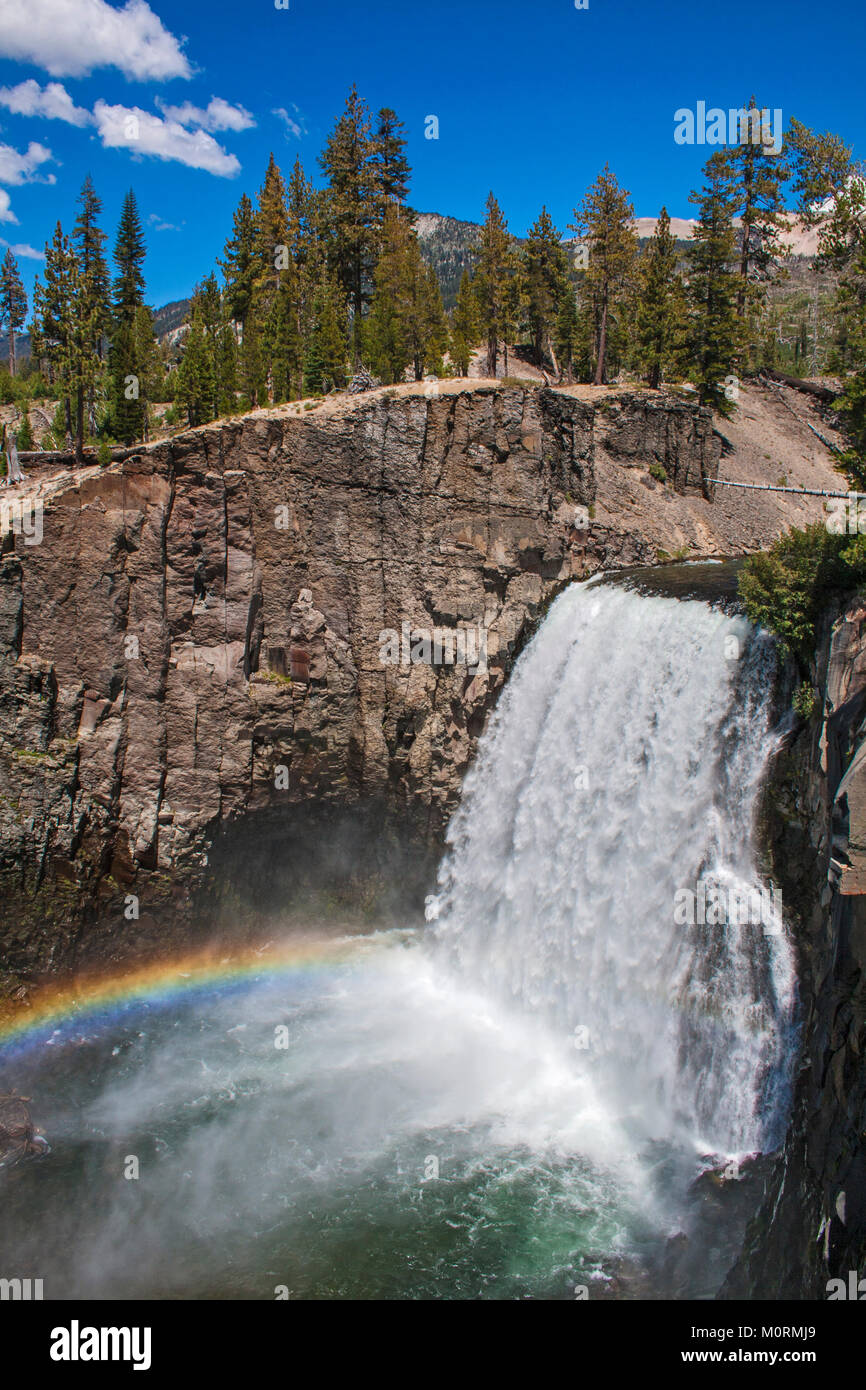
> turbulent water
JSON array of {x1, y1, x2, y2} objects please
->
[{"x1": 0, "y1": 580, "x2": 798, "y2": 1300}]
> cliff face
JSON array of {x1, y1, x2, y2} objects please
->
[
  {"x1": 723, "y1": 598, "x2": 866, "y2": 1299},
  {"x1": 0, "y1": 376, "x2": 811, "y2": 977},
  {"x1": 7, "y1": 384, "x2": 697, "y2": 970}
]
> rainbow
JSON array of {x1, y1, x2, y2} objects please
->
[{"x1": 0, "y1": 934, "x2": 369, "y2": 1056}]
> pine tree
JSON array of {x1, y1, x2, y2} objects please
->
[
  {"x1": 569, "y1": 165, "x2": 637, "y2": 385},
  {"x1": 366, "y1": 206, "x2": 447, "y2": 384},
  {"x1": 71, "y1": 175, "x2": 109, "y2": 447},
  {"x1": 239, "y1": 308, "x2": 265, "y2": 408},
  {"x1": 287, "y1": 157, "x2": 320, "y2": 391},
  {"x1": 521, "y1": 208, "x2": 569, "y2": 370},
  {"x1": 175, "y1": 309, "x2": 216, "y2": 428},
  {"x1": 451, "y1": 270, "x2": 478, "y2": 377},
  {"x1": 685, "y1": 153, "x2": 743, "y2": 415},
  {"x1": 16, "y1": 410, "x2": 33, "y2": 450},
  {"x1": 634, "y1": 207, "x2": 683, "y2": 389},
  {"x1": 73, "y1": 176, "x2": 110, "y2": 354},
  {"x1": 219, "y1": 192, "x2": 256, "y2": 335},
  {"x1": 304, "y1": 273, "x2": 347, "y2": 394},
  {"x1": 319, "y1": 86, "x2": 376, "y2": 353},
  {"x1": 474, "y1": 193, "x2": 516, "y2": 378},
  {"x1": 109, "y1": 190, "x2": 148, "y2": 444},
  {"x1": 716, "y1": 98, "x2": 789, "y2": 337},
  {"x1": 554, "y1": 287, "x2": 580, "y2": 384},
  {"x1": 250, "y1": 154, "x2": 290, "y2": 401},
  {"x1": 0, "y1": 249, "x2": 27, "y2": 377},
  {"x1": 371, "y1": 107, "x2": 411, "y2": 222},
  {"x1": 193, "y1": 273, "x2": 237, "y2": 415},
  {"x1": 32, "y1": 223, "x2": 77, "y2": 445}
]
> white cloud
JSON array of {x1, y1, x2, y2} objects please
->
[
  {"x1": 0, "y1": 238, "x2": 45, "y2": 260},
  {"x1": 0, "y1": 141, "x2": 55, "y2": 186},
  {"x1": 0, "y1": 79, "x2": 92, "y2": 127},
  {"x1": 93, "y1": 102, "x2": 240, "y2": 177},
  {"x1": 0, "y1": 190, "x2": 18, "y2": 224},
  {"x1": 148, "y1": 212, "x2": 183, "y2": 231},
  {"x1": 0, "y1": 0, "x2": 191, "y2": 81},
  {"x1": 273, "y1": 105, "x2": 306, "y2": 140},
  {"x1": 156, "y1": 96, "x2": 254, "y2": 133}
]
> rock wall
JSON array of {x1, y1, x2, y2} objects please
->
[
  {"x1": 0, "y1": 383, "x2": 719, "y2": 973},
  {"x1": 723, "y1": 598, "x2": 866, "y2": 1299}
]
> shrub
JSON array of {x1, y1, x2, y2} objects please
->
[
  {"x1": 16, "y1": 412, "x2": 33, "y2": 450},
  {"x1": 739, "y1": 524, "x2": 866, "y2": 668},
  {"x1": 793, "y1": 681, "x2": 818, "y2": 720},
  {"x1": 649, "y1": 461, "x2": 668, "y2": 483}
]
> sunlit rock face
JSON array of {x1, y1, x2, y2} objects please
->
[{"x1": 0, "y1": 383, "x2": 722, "y2": 971}]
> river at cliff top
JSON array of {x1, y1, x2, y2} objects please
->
[{"x1": 0, "y1": 575, "x2": 796, "y2": 1300}]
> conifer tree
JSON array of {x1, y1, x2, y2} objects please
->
[
  {"x1": 474, "y1": 193, "x2": 516, "y2": 378},
  {"x1": 219, "y1": 192, "x2": 257, "y2": 335},
  {"x1": 371, "y1": 107, "x2": 411, "y2": 221},
  {"x1": 73, "y1": 176, "x2": 110, "y2": 355},
  {"x1": 239, "y1": 308, "x2": 265, "y2": 408},
  {"x1": 451, "y1": 269, "x2": 478, "y2": 377},
  {"x1": 521, "y1": 208, "x2": 569, "y2": 369},
  {"x1": 175, "y1": 309, "x2": 216, "y2": 427},
  {"x1": 71, "y1": 175, "x2": 109, "y2": 444},
  {"x1": 319, "y1": 86, "x2": 376, "y2": 352},
  {"x1": 0, "y1": 248, "x2": 27, "y2": 378},
  {"x1": 304, "y1": 272, "x2": 347, "y2": 394},
  {"x1": 716, "y1": 98, "x2": 789, "y2": 333},
  {"x1": 109, "y1": 190, "x2": 148, "y2": 444},
  {"x1": 554, "y1": 287, "x2": 580, "y2": 384},
  {"x1": 287, "y1": 157, "x2": 321, "y2": 389},
  {"x1": 366, "y1": 206, "x2": 445, "y2": 382},
  {"x1": 634, "y1": 207, "x2": 683, "y2": 389},
  {"x1": 32, "y1": 224, "x2": 77, "y2": 445},
  {"x1": 685, "y1": 153, "x2": 742, "y2": 415},
  {"x1": 569, "y1": 165, "x2": 637, "y2": 385}
]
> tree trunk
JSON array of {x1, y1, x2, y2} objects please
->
[
  {"x1": 486, "y1": 333, "x2": 497, "y2": 378},
  {"x1": 738, "y1": 220, "x2": 752, "y2": 319},
  {"x1": 8, "y1": 326, "x2": 15, "y2": 378},
  {"x1": 75, "y1": 384, "x2": 85, "y2": 464},
  {"x1": 548, "y1": 340, "x2": 561, "y2": 383},
  {"x1": 594, "y1": 298, "x2": 608, "y2": 386}
]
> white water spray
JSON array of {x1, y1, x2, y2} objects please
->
[{"x1": 430, "y1": 581, "x2": 797, "y2": 1157}]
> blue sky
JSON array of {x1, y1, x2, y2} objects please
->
[{"x1": 0, "y1": 0, "x2": 864, "y2": 312}]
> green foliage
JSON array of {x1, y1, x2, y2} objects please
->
[
  {"x1": 685, "y1": 153, "x2": 742, "y2": 416},
  {"x1": 450, "y1": 269, "x2": 478, "y2": 377},
  {"x1": 649, "y1": 461, "x2": 667, "y2": 483},
  {"x1": 634, "y1": 207, "x2": 685, "y2": 388},
  {"x1": 97, "y1": 438, "x2": 112, "y2": 466},
  {"x1": 569, "y1": 164, "x2": 638, "y2": 385},
  {"x1": 792, "y1": 681, "x2": 818, "y2": 720},
  {"x1": 520, "y1": 207, "x2": 570, "y2": 369},
  {"x1": 366, "y1": 206, "x2": 447, "y2": 383},
  {"x1": 15, "y1": 412, "x2": 33, "y2": 450},
  {"x1": 0, "y1": 247, "x2": 27, "y2": 376},
  {"x1": 473, "y1": 192, "x2": 518, "y2": 377},
  {"x1": 109, "y1": 190, "x2": 148, "y2": 445},
  {"x1": 739, "y1": 524, "x2": 866, "y2": 667}
]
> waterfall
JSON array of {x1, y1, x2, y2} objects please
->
[
  {"x1": 429, "y1": 580, "x2": 797, "y2": 1157},
  {"x1": 1, "y1": 576, "x2": 800, "y2": 1299}
]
